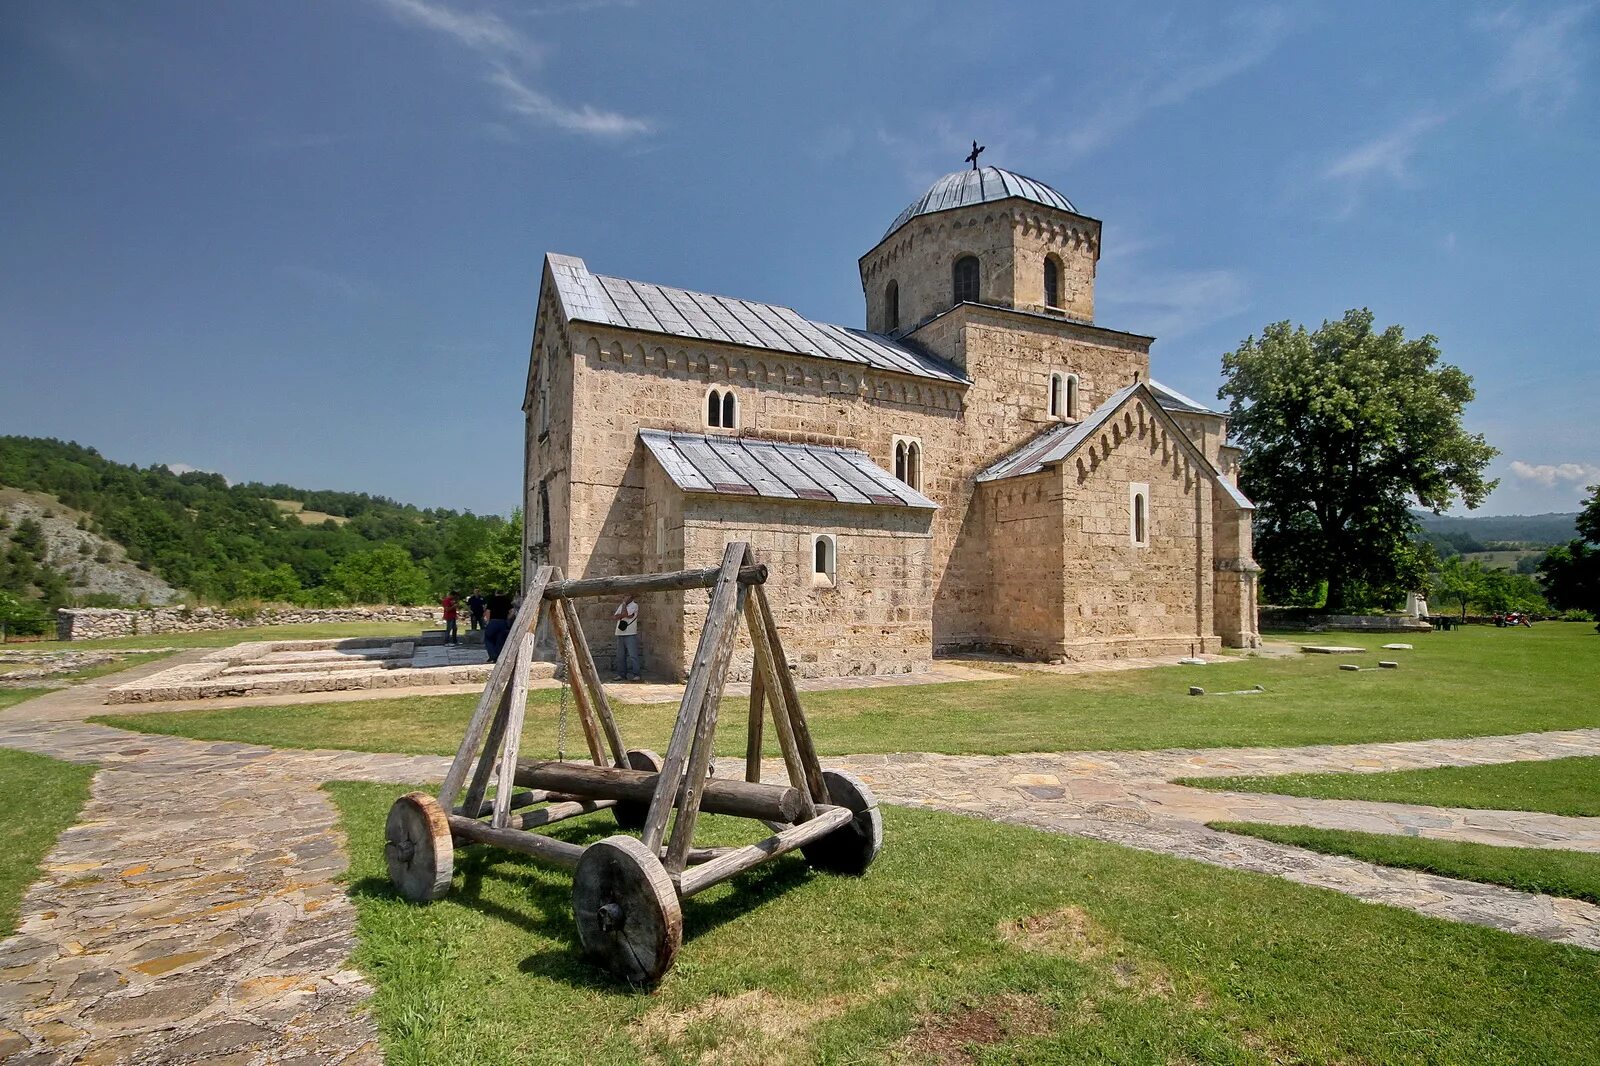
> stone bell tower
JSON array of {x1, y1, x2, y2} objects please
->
[{"x1": 858, "y1": 163, "x2": 1102, "y2": 337}]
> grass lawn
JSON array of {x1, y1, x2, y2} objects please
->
[
  {"x1": 11, "y1": 620, "x2": 425, "y2": 654},
  {"x1": 0, "y1": 750, "x2": 96, "y2": 935},
  {"x1": 1180, "y1": 755, "x2": 1600, "y2": 817},
  {"x1": 1211, "y1": 821, "x2": 1600, "y2": 906},
  {"x1": 330, "y1": 782, "x2": 1600, "y2": 1065},
  {"x1": 100, "y1": 624, "x2": 1600, "y2": 757},
  {"x1": 0, "y1": 688, "x2": 52, "y2": 712}
]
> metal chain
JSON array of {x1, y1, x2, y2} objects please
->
[{"x1": 556, "y1": 645, "x2": 569, "y2": 763}]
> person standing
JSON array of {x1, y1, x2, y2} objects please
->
[
  {"x1": 440, "y1": 591, "x2": 459, "y2": 645},
  {"x1": 467, "y1": 588, "x2": 485, "y2": 632},
  {"x1": 612, "y1": 594, "x2": 641, "y2": 681},
  {"x1": 483, "y1": 589, "x2": 514, "y2": 663}
]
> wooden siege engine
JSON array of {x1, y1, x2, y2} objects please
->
[{"x1": 382, "y1": 543, "x2": 884, "y2": 985}]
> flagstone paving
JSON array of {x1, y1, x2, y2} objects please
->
[{"x1": 1, "y1": 656, "x2": 1598, "y2": 1062}]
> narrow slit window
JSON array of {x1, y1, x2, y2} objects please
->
[
  {"x1": 707, "y1": 388, "x2": 722, "y2": 427},
  {"x1": 1130, "y1": 483, "x2": 1149, "y2": 547},
  {"x1": 722, "y1": 391, "x2": 737, "y2": 429},
  {"x1": 1065, "y1": 374, "x2": 1078, "y2": 418},
  {"x1": 886, "y1": 280, "x2": 899, "y2": 330},
  {"x1": 1049, "y1": 373, "x2": 1064, "y2": 419},
  {"x1": 1044, "y1": 256, "x2": 1060, "y2": 308},
  {"x1": 895, "y1": 440, "x2": 907, "y2": 482},
  {"x1": 812, "y1": 534, "x2": 837, "y2": 586},
  {"x1": 907, "y1": 441, "x2": 922, "y2": 490}
]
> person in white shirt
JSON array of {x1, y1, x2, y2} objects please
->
[{"x1": 612, "y1": 595, "x2": 641, "y2": 681}]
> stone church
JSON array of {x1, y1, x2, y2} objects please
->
[{"x1": 523, "y1": 163, "x2": 1261, "y2": 680}]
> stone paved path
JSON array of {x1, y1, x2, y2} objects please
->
[{"x1": 2, "y1": 657, "x2": 1598, "y2": 1062}]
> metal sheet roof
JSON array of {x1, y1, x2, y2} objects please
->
[
  {"x1": 640, "y1": 430, "x2": 936, "y2": 509},
  {"x1": 883, "y1": 166, "x2": 1077, "y2": 242},
  {"x1": 1148, "y1": 379, "x2": 1221, "y2": 416},
  {"x1": 976, "y1": 383, "x2": 1141, "y2": 482},
  {"x1": 546, "y1": 254, "x2": 968, "y2": 385}
]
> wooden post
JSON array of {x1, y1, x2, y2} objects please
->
[
  {"x1": 460, "y1": 684, "x2": 514, "y2": 820},
  {"x1": 438, "y1": 566, "x2": 553, "y2": 805},
  {"x1": 664, "y1": 581, "x2": 748, "y2": 872},
  {"x1": 752, "y1": 584, "x2": 828, "y2": 804},
  {"x1": 491, "y1": 633, "x2": 534, "y2": 829},
  {"x1": 558, "y1": 595, "x2": 628, "y2": 765},
  {"x1": 548, "y1": 593, "x2": 605, "y2": 765},
  {"x1": 677, "y1": 805, "x2": 852, "y2": 896},
  {"x1": 744, "y1": 591, "x2": 818, "y2": 820},
  {"x1": 745, "y1": 667, "x2": 765, "y2": 783},
  {"x1": 640, "y1": 543, "x2": 747, "y2": 854}
]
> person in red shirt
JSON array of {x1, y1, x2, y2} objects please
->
[{"x1": 441, "y1": 591, "x2": 459, "y2": 646}]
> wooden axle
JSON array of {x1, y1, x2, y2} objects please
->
[
  {"x1": 542, "y1": 564, "x2": 768, "y2": 601},
  {"x1": 447, "y1": 813, "x2": 584, "y2": 870},
  {"x1": 514, "y1": 759, "x2": 805, "y2": 823},
  {"x1": 678, "y1": 805, "x2": 853, "y2": 897}
]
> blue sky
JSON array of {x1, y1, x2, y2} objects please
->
[{"x1": 2, "y1": 1, "x2": 1596, "y2": 517}]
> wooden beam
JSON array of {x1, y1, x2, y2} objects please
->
[
  {"x1": 438, "y1": 567, "x2": 553, "y2": 806},
  {"x1": 543, "y1": 564, "x2": 767, "y2": 601},
  {"x1": 460, "y1": 684, "x2": 512, "y2": 819},
  {"x1": 548, "y1": 596, "x2": 605, "y2": 764},
  {"x1": 664, "y1": 579, "x2": 749, "y2": 872},
  {"x1": 505, "y1": 798, "x2": 616, "y2": 831},
  {"x1": 446, "y1": 813, "x2": 585, "y2": 870},
  {"x1": 640, "y1": 543, "x2": 748, "y2": 853},
  {"x1": 491, "y1": 635, "x2": 534, "y2": 829},
  {"x1": 558, "y1": 595, "x2": 627, "y2": 765},
  {"x1": 745, "y1": 665, "x2": 765, "y2": 783},
  {"x1": 514, "y1": 760, "x2": 803, "y2": 822},
  {"x1": 744, "y1": 590, "x2": 817, "y2": 820},
  {"x1": 752, "y1": 583, "x2": 828, "y2": 804},
  {"x1": 677, "y1": 805, "x2": 852, "y2": 897}
]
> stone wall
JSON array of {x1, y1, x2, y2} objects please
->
[
  {"x1": 1258, "y1": 609, "x2": 1433, "y2": 633},
  {"x1": 56, "y1": 605, "x2": 441, "y2": 642}
]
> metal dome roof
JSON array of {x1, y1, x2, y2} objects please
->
[{"x1": 882, "y1": 166, "x2": 1076, "y2": 241}]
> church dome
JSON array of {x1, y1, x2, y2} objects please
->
[{"x1": 883, "y1": 166, "x2": 1076, "y2": 241}]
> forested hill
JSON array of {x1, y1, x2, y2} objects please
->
[
  {"x1": 0, "y1": 437, "x2": 520, "y2": 623},
  {"x1": 1414, "y1": 510, "x2": 1579, "y2": 554}
]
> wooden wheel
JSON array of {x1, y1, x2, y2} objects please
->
[
  {"x1": 610, "y1": 748, "x2": 663, "y2": 830},
  {"x1": 385, "y1": 791, "x2": 454, "y2": 902},
  {"x1": 573, "y1": 835, "x2": 682, "y2": 985},
  {"x1": 801, "y1": 770, "x2": 883, "y2": 876}
]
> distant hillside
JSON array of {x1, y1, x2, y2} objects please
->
[
  {"x1": 1414, "y1": 510, "x2": 1579, "y2": 557},
  {"x1": 0, "y1": 436, "x2": 520, "y2": 632}
]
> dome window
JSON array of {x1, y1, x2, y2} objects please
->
[
  {"x1": 885, "y1": 280, "x2": 899, "y2": 331},
  {"x1": 952, "y1": 256, "x2": 980, "y2": 304}
]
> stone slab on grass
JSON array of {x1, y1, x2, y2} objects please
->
[{"x1": 1301, "y1": 645, "x2": 1367, "y2": 654}]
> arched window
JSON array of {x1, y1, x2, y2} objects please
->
[
  {"x1": 892, "y1": 436, "x2": 923, "y2": 490},
  {"x1": 1049, "y1": 372, "x2": 1079, "y2": 420},
  {"x1": 1130, "y1": 483, "x2": 1149, "y2": 547},
  {"x1": 812, "y1": 534, "x2": 837, "y2": 586},
  {"x1": 1065, "y1": 374, "x2": 1078, "y2": 418},
  {"x1": 1044, "y1": 255, "x2": 1061, "y2": 309},
  {"x1": 952, "y1": 255, "x2": 980, "y2": 304},
  {"x1": 885, "y1": 280, "x2": 899, "y2": 331},
  {"x1": 705, "y1": 387, "x2": 738, "y2": 429}
]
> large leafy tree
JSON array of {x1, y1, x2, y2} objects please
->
[
  {"x1": 1221, "y1": 310, "x2": 1497, "y2": 610},
  {"x1": 328, "y1": 545, "x2": 431, "y2": 605},
  {"x1": 1538, "y1": 485, "x2": 1600, "y2": 623}
]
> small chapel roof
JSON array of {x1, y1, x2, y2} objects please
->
[
  {"x1": 640, "y1": 430, "x2": 937, "y2": 509},
  {"x1": 1145, "y1": 379, "x2": 1222, "y2": 416},
  {"x1": 882, "y1": 166, "x2": 1078, "y2": 242},
  {"x1": 546, "y1": 254, "x2": 968, "y2": 385}
]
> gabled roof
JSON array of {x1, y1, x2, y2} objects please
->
[
  {"x1": 640, "y1": 430, "x2": 936, "y2": 510},
  {"x1": 1147, "y1": 379, "x2": 1222, "y2": 416},
  {"x1": 883, "y1": 166, "x2": 1079, "y2": 242},
  {"x1": 546, "y1": 254, "x2": 968, "y2": 385},
  {"x1": 975, "y1": 383, "x2": 1254, "y2": 510}
]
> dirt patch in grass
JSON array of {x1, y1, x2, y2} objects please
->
[
  {"x1": 896, "y1": 993, "x2": 1055, "y2": 1065},
  {"x1": 1000, "y1": 906, "x2": 1175, "y2": 999},
  {"x1": 630, "y1": 988, "x2": 851, "y2": 1065}
]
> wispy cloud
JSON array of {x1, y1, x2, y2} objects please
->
[
  {"x1": 280, "y1": 265, "x2": 381, "y2": 302},
  {"x1": 1322, "y1": 110, "x2": 1448, "y2": 185},
  {"x1": 1063, "y1": 8, "x2": 1295, "y2": 162},
  {"x1": 1509, "y1": 460, "x2": 1600, "y2": 487},
  {"x1": 1477, "y1": 4, "x2": 1595, "y2": 113},
  {"x1": 1099, "y1": 266, "x2": 1250, "y2": 341},
  {"x1": 367, "y1": 0, "x2": 648, "y2": 139},
  {"x1": 488, "y1": 66, "x2": 650, "y2": 137}
]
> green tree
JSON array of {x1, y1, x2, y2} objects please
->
[
  {"x1": 1221, "y1": 310, "x2": 1498, "y2": 610},
  {"x1": 0, "y1": 590, "x2": 50, "y2": 640},
  {"x1": 464, "y1": 510, "x2": 523, "y2": 593},
  {"x1": 328, "y1": 546, "x2": 430, "y2": 604},
  {"x1": 1431, "y1": 555, "x2": 1485, "y2": 621},
  {"x1": 1538, "y1": 484, "x2": 1600, "y2": 624}
]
